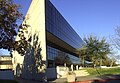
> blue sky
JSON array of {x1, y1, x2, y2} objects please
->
[
  {"x1": 1, "y1": 0, "x2": 120, "y2": 55},
  {"x1": 14, "y1": 0, "x2": 120, "y2": 39},
  {"x1": 51, "y1": 0, "x2": 120, "y2": 39}
]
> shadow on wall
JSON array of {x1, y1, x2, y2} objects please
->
[
  {"x1": 16, "y1": 33, "x2": 47, "y2": 82},
  {"x1": 16, "y1": 63, "x2": 21, "y2": 77}
]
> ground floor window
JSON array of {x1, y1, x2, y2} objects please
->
[{"x1": 47, "y1": 45, "x2": 80, "y2": 68}]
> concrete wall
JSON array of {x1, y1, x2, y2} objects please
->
[
  {"x1": 23, "y1": 0, "x2": 46, "y2": 65},
  {"x1": 46, "y1": 67, "x2": 69, "y2": 79},
  {"x1": 46, "y1": 68, "x2": 57, "y2": 80},
  {"x1": 12, "y1": 0, "x2": 47, "y2": 81},
  {"x1": 57, "y1": 66, "x2": 69, "y2": 78},
  {"x1": 12, "y1": 51, "x2": 24, "y2": 75}
]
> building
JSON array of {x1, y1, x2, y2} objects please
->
[
  {"x1": 0, "y1": 56, "x2": 13, "y2": 69},
  {"x1": 12, "y1": 0, "x2": 84, "y2": 81},
  {"x1": 0, "y1": 56, "x2": 14, "y2": 80}
]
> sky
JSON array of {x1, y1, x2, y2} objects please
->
[
  {"x1": 1, "y1": 0, "x2": 120, "y2": 55},
  {"x1": 14, "y1": 0, "x2": 120, "y2": 39},
  {"x1": 51, "y1": 0, "x2": 120, "y2": 39}
]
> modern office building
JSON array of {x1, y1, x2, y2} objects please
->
[
  {"x1": 12, "y1": 0, "x2": 84, "y2": 81},
  {"x1": 0, "y1": 56, "x2": 13, "y2": 69}
]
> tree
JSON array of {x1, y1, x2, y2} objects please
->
[
  {"x1": 108, "y1": 54, "x2": 117, "y2": 67},
  {"x1": 0, "y1": 0, "x2": 21, "y2": 50},
  {"x1": 80, "y1": 35, "x2": 111, "y2": 68},
  {"x1": 111, "y1": 26, "x2": 120, "y2": 50},
  {"x1": 0, "y1": 0, "x2": 30, "y2": 56},
  {"x1": 109, "y1": 26, "x2": 120, "y2": 65},
  {"x1": 78, "y1": 46, "x2": 87, "y2": 67}
]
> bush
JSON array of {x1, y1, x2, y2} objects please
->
[{"x1": 86, "y1": 67, "x2": 120, "y2": 76}]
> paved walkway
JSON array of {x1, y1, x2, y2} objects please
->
[
  {"x1": 15, "y1": 77, "x2": 48, "y2": 83},
  {"x1": 50, "y1": 75, "x2": 120, "y2": 83},
  {"x1": 3, "y1": 69, "x2": 89, "y2": 83},
  {"x1": 15, "y1": 70, "x2": 90, "y2": 83},
  {"x1": 14, "y1": 69, "x2": 120, "y2": 83},
  {"x1": 15, "y1": 75, "x2": 120, "y2": 83},
  {"x1": 50, "y1": 76, "x2": 98, "y2": 83},
  {"x1": 15, "y1": 76, "x2": 95, "y2": 83}
]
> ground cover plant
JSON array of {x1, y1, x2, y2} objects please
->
[{"x1": 85, "y1": 67, "x2": 120, "y2": 76}]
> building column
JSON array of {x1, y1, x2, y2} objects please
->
[
  {"x1": 64, "y1": 63, "x2": 66, "y2": 67},
  {"x1": 71, "y1": 64, "x2": 73, "y2": 71},
  {"x1": 76, "y1": 65, "x2": 78, "y2": 70}
]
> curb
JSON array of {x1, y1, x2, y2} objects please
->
[
  {"x1": 70, "y1": 80, "x2": 92, "y2": 83},
  {"x1": 70, "y1": 78, "x2": 120, "y2": 83}
]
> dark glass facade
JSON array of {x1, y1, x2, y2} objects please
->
[
  {"x1": 47, "y1": 45, "x2": 80, "y2": 61},
  {"x1": 47, "y1": 45, "x2": 80, "y2": 67},
  {"x1": 45, "y1": 0, "x2": 84, "y2": 49},
  {"x1": 45, "y1": 0, "x2": 83, "y2": 67}
]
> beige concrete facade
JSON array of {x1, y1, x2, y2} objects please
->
[
  {"x1": 25, "y1": 0, "x2": 46, "y2": 61},
  {"x1": 12, "y1": 0, "x2": 47, "y2": 81}
]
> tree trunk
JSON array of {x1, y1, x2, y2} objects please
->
[
  {"x1": 82, "y1": 57, "x2": 85, "y2": 67},
  {"x1": 93, "y1": 60, "x2": 97, "y2": 68},
  {"x1": 100, "y1": 59, "x2": 102, "y2": 66},
  {"x1": 110, "y1": 60, "x2": 114, "y2": 67}
]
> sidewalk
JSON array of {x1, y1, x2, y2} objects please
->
[
  {"x1": 15, "y1": 76, "x2": 97, "y2": 83},
  {"x1": 15, "y1": 77, "x2": 48, "y2": 83},
  {"x1": 14, "y1": 74, "x2": 120, "y2": 83},
  {"x1": 50, "y1": 75, "x2": 120, "y2": 83},
  {"x1": 50, "y1": 76, "x2": 98, "y2": 83},
  {"x1": 14, "y1": 75, "x2": 120, "y2": 83}
]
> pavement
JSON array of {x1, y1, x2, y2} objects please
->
[
  {"x1": 15, "y1": 77, "x2": 47, "y2": 83},
  {"x1": 50, "y1": 74, "x2": 120, "y2": 83},
  {"x1": 14, "y1": 72, "x2": 120, "y2": 83},
  {"x1": 14, "y1": 75, "x2": 120, "y2": 83},
  {"x1": 50, "y1": 76, "x2": 98, "y2": 83}
]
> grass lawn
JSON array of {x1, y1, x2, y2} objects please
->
[
  {"x1": 85, "y1": 67, "x2": 120, "y2": 76},
  {"x1": 0, "y1": 79, "x2": 19, "y2": 83}
]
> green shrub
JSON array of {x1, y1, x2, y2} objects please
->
[{"x1": 85, "y1": 67, "x2": 120, "y2": 76}]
